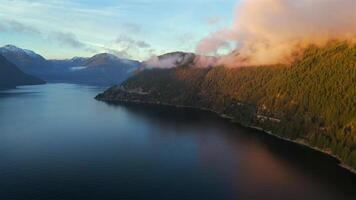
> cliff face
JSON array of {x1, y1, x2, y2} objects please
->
[
  {"x1": 0, "y1": 55, "x2": 45, "y2": 89},
  {"x1": 96, "y1": 42, "x2": 356, "y2": 171}
]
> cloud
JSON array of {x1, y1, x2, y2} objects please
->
[
  {"x1": 207, "y1": 16, "x2": 221, "y2": 25},
  {"x1": 143, "y1": 52, "x2": 219, "y2": 69},
  {"x1": 104, "y1": 47, "x2": 131, "y2": 59},
  {"x1": 0, "y1": 18, "x2": 97, "y2": 53},
  {"x1": 100, "y1": 35, "x2": 154, "y2": 60},
  {"x1": 48, "y1": 31, "x2": 98, "y2": 53},
  {"x1": 111, "y1": 35, "x2": 154, "y2": 59},
  {"x1": 50, "y1": 31, "x2": 85, "y2": 48},
  {"x1": 197, "y1": 0, "x2": 356, "y2": 67},
  {"x1": 115, "y1": 35, "x2": 151, "y2": 49},
  {"x1": 196, "y1": 29, "x2": 232, "y2": 55},
  {"x1": 135, "y1": 41, "x2": 150, "y2": 48},
  {"x1": 0, "y1": 0, "x2": 230, "y2": 60},
  {"x1": 0, "y1": 19, "x2": 41, "y2": 34},
  {"x1": 178, "y1": 33, "x2": 195, "y2": 44},
  {"x1": 122, "y1": 22, "x2": 142, "y2": 34}
]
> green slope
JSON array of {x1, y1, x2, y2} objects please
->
[{"x1": 97, "y1": 42, "x2": 356, "y2": 171}]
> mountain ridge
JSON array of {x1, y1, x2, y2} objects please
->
[
  {"x1": 96, "y1": 41, "x2": 356, "y2": 172},
  {"x1": 0, "y1": 45, "x2": 141, "y2": 86},
  {"x1": 142, "y1": 51, "x2": 218, "y2": 69}
]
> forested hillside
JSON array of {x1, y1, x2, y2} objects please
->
[{"x1": 96, "y1": 42, "x2": 356, "y2": 171}]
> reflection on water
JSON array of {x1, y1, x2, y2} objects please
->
[{"x1": 0, "y1": 84, "x2": 355, "y2": 200}]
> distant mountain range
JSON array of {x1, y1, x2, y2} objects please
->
[
  {"x1": 47, "y1": 53, "x2": 140, "y2": 85},
  {"x1": 0, "y1": 54, "x2": 45, "y2": 89},
  {"x1": 0, "y1": 45, "x2": 141, "y2": 86}
]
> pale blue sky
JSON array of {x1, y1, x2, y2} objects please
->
[{"x1": 0, "y1": 0, "x2": 237, "y2": 60}]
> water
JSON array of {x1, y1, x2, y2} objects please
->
[{"x1": 0, "y1": 84, "x2": 354, "y2": 200}]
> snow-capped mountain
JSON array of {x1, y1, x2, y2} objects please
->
[
  {"x1": 84, "y1": 53, "x2": 139, "y2": 70},
  {"x1": 0, "y1": 45, "x2": 47, "y2": 62},
  {"x1": 0, "y1": 45, "x2": 41, "y2": 58},
  {"x1": 0, "y1": 45, "x2": 141, "y2": 86},
  {"x1": 48, "y1": 53, "x2": 141, "y2": 85},
  {"x1": 64, "y1": 53, "x2": 141, "y2": 85},
  {"x1": 0, "y1": 45, "x2": 50, "y2": 77}
]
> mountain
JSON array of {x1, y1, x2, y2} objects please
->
[
  {"x1": 142, "y1": 52, "x2": 218, "y2": 69},
  {"x1": 0, "y1": 55, "x2": 45, "y2": 89},
  {"x1": 0, "y1": 45, "x2": 50, "y2": 77},
  {"x1": 96, "y1": 42, "x2": 356, "y2": 171},
  {"x1": 0, "y1": 45, "x2": 141, "y2": 86},
  {"x1": 48, "y1": 53, "x2": 140, "y2": 85},
  {"x1": 50, "y1": 56, "x2": 89, "y2": 69}
]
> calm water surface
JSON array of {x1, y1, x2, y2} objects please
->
[{"x1": 0, "y1": 84, "x2": 355, "y2": 200}]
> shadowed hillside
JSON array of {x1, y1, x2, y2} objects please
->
[{"x1": 0, "y1": 55, "x2": 45, "y2": 89}]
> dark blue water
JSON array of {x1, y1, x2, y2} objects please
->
[{"x1": 0, "y1": 84, "x2": 355, "y2": 200}]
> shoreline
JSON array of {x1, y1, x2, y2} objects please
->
[{"x1": 96, "y1": 96, "x2": 356, "y2": 175}]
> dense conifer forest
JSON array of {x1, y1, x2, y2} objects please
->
[{"x1": 97, "y1": 42, "x2": 356, "y2": 171}]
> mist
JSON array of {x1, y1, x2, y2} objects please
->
[
  {"x1": 143, "y1": 52, "x2": 218, "y2": 69},
  {"x1": 197, "y1": 0, "x2": 356, "y2": 67}
]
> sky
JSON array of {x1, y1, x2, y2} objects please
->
[{"x1": 0, "y1": 0, "x2": 237, "y2": 60}]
